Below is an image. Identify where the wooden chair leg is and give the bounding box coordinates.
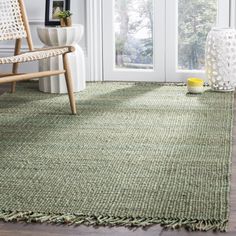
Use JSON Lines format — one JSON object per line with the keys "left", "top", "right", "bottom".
{"left": 11, "top": 82, "right": 16, "bottom": 93}
{"left": 11, "top": 39, "right": 22, "bottom": 93}
{"left": 63, "top": 54, "right": 77, "bottom": 115}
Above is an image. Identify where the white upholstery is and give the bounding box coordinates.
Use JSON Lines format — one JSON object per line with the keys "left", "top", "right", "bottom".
{"left": 0, "top": 0, "right": 27, "bottom": 41}
{"left": 0, "top": 47, "right": 70, "bottom": 64}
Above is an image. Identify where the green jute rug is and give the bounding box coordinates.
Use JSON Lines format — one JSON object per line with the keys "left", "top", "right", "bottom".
{"left": 0, "top": 82, "right": 234, "bottom": 231}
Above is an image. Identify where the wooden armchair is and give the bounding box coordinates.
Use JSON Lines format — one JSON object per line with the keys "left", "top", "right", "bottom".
{"left": 0, "top": 0, "right": 77, "bottom": 114}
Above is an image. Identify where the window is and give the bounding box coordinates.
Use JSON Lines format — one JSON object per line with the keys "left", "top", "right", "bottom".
{"left": 178, "top": 0, "right": 217, "bottom": 70}
{"left": 115, "top": 0, "right": 154, "bottom": 70}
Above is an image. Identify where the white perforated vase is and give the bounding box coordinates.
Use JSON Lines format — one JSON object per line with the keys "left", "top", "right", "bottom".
{"left": 205, "top": 28, "right": 236, "bottom": 91}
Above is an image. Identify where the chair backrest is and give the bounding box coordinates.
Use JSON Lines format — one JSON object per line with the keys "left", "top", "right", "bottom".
{"left": 0, "top": 0, "right": 27, "bottom": 41}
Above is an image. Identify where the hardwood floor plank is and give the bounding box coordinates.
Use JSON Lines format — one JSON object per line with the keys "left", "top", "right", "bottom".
{"left": 0, "top": 223, "right": 162, "bottom": 236}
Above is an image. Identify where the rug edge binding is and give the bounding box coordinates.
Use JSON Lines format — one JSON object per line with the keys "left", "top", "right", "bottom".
{"left": 0, "top": 210, "right": 228, "bottom": 232}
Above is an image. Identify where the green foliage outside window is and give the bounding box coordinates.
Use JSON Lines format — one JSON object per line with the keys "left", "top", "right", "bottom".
{"left": 115, "top": 0, "right": 217, "bottom": 70}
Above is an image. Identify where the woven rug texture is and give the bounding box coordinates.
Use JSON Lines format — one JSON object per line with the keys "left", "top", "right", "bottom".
{"left": 0, "top": 82, "right": 233, "bottom": 231}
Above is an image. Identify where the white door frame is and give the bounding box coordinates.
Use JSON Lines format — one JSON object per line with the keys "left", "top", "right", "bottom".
{"left": 230, "top": 0, "right": 236, "bottom": 28}
{"left": 86, "top": 0, "right": 233, "bottom": 82}
{"left": 86, "top": 0, "right": 103, "bottom": 82}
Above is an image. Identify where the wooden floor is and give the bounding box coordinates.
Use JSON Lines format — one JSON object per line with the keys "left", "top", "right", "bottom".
{"left": 0, "top": 84, "right": 235, "bottom": 236}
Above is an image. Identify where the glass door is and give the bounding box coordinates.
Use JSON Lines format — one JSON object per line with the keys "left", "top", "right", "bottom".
{"left": 102, "top": 0, "right": 165, "bottom": 81}
{"left": 103, "top": 0, "right": 230, "bottom": 82}
{"left": 166, "top": 0, "right": 230, "bottom": 82}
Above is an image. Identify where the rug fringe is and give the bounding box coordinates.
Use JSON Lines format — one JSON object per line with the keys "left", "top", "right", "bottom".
{"left": 0, "top": 210, "right": 228, "bottom": 232}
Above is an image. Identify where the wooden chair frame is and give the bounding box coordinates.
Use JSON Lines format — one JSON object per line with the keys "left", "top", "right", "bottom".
{"left": 0, "top": 0, "right": 77, "bottom": 114}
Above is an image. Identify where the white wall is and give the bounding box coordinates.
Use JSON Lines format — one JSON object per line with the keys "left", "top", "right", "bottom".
{"left": 0, "top": 0, "right": 87, "bottom": 74}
